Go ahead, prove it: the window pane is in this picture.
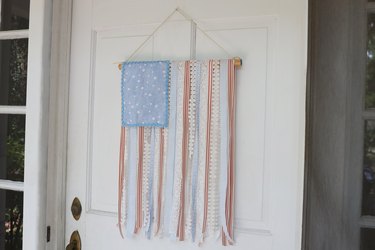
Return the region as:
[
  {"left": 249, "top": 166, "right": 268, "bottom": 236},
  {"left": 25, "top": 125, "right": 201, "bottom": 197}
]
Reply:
[
  {"left": 363, "top": 120, "right": 375, "bottom": 215},
  {"left": 366, "top": 13, "right": 375, "bottom": 108},
  {"left": 0, "top": 190, "right": 23, "bottom": 250},
  {"left": 0, "top": 39, "right": 28, "bottom": 106},
  {"left": 361, "top": 228, "right": 375, "bottom": 250},
  {"left": 0, "top": 115, "right": 25, "bottom": 181},
  {"left": 0, "top": 0, "right": 29, "bottom": 31}
]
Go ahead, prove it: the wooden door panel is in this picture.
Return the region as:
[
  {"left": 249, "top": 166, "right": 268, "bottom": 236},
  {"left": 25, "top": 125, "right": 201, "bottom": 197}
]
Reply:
[
  {"left": 85, "top": 16, "right": 275, "bottom": 243},
  {"left": 66, "top": 0, "right": 307, "bottom": 249}
]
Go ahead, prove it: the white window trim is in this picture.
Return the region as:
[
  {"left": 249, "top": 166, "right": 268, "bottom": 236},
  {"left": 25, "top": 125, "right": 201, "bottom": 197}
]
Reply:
[
  {"left": 21, "top": 0, "right": 73, "bottom": 248},
  {"left": 0, "top": 180, "right": 24, "bottom": 191},
  {"left": 22, "top": 0, "right": 53, "bottom": 249},
  {"left": 0, "top": 29, "right": 29, "bottom": 39},
  {"left": 0, "top": 0, "right": 57, "bottom": 249},
  {"left": 0, "top": 106, "right": 26, "bottom": 114}
]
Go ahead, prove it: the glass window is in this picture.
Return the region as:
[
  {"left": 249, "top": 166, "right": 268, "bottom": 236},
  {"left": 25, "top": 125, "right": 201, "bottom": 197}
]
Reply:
[
  {"left": 0, "top": 39, "right": 28, "bottom": 106},
  {"left": 362, "top": 120, "right": 375, "bottom": 215},
  {"left": 0, "top": 115, "right": 25, "bottom": 182},
  {"left": 361, "top": 228, "right": 375, "bottom": 250},
  {"left": 0, "top": 1, "right": 29, "bottom": 249},
  {"left": 366, "top": 13, "right": 375, "bottom": 109},
  {"left": 0, "top": 190, "right": 23, "bottom": 250},
  {"left": 0, "top": 0, "right": 29, "bottom": 31}
]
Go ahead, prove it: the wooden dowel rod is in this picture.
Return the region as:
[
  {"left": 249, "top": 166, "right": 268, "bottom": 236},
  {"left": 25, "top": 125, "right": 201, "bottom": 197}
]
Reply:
[{"left": 117, "top": 57, "right": 242, "bottom": 70}]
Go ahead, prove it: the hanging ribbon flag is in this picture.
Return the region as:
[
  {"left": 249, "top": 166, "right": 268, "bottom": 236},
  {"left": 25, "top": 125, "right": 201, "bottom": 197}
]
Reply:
[{"left": 118, "top": 59, "right": 237, "bottom": 246}]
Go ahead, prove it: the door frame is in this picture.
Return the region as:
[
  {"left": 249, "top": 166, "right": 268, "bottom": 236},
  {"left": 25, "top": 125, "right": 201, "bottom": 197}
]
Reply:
[{"left": 44, "top": 0, "right": 73, "bottom": 249}]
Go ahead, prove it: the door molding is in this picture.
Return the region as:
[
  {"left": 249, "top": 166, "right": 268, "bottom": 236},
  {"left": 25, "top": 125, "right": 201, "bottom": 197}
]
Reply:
[
  {"left": 84, "top": 15, "right": 277, "bottom": 237},
  {"left": 45, "top": 0, "right": 73, "bottom": 249}
]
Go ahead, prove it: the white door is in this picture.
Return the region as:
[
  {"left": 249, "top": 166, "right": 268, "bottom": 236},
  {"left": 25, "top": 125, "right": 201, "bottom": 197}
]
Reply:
[{"left": 65, "top": 0, "right": 307, "bottom": 249}]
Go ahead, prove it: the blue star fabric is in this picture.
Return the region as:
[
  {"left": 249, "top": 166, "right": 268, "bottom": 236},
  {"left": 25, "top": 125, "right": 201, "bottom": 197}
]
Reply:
[{"left": 121, "top": 61, "right": 170, "bottom": 127}]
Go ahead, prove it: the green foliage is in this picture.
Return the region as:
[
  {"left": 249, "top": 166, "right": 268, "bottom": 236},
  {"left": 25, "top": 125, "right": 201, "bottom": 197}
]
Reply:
[
  {"left": 4, "top": 192, "right": 23, "bottom": 249},
  {"left": 8, "top": 38, "right": 27, "bottom": 106},
  {"left": 6, "top": 115, "right": 25, "bottom": 181}
]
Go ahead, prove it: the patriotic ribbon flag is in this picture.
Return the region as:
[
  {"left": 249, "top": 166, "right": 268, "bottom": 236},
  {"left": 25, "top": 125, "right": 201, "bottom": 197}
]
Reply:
[{"left": 118, "top": 59, "right": 237, "bottom": 246}]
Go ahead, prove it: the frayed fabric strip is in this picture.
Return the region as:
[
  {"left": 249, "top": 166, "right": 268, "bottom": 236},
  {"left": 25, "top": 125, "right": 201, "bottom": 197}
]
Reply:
[
  {"left": 219, "top": 60, "right": 233, "bottom": 244},
  {"left": 126, "top": 127, "right": 138, "bottom": 237},
  {"left": 118, "top": 127, "right": 126, "bottom": 238},
  {"left": 163, "top": 62, "right": 178, "bottom": 237},
  {"left": 145, "top": 128, "right": 156, "bottom": 238}
]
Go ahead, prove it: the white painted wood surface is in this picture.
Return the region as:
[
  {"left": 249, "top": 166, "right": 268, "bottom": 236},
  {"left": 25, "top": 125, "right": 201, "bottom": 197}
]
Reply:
[
  {"left": 0, "top": 29, "right": 29, "bottom": 40},
  {"left": 65, "top": 0, "right": 307, "bottom": 249},
  {"left": 0, "top": 106, "right": 26, "bottom": 114},
  {"left": 45, "top": 0, "right": 73, "bottom": 249},
  {"left": 23, "top": 0, "right": 52, "bottom": 249},
  {"left": 0, "top": 180, "right": 24, "bottom": 192}
]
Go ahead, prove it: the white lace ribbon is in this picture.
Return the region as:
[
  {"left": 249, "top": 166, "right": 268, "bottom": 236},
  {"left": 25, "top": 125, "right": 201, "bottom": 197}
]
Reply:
[
  {"left": 196, "top": 60, "right": 209, "bottom": 243},
  {"left": 142, "top": 128, "right": 152, "bottom": 230},
  {"left": 207, "top": 60, "right": 221, "bottom": 234},
  {"left": 189, "top": 61, "right": 201, "bottom": 242},
  {"left": 145, "top": 128, "right": 156, "bottom": 238},
  {"left": 163, "top": 61, "right": 178, "bottom": 237},
  {"left": 152, "top": 128, "right": 161, "bottom": 233},
  {"left": 169, "top": 61, "right": 185, "bottom": 239}
]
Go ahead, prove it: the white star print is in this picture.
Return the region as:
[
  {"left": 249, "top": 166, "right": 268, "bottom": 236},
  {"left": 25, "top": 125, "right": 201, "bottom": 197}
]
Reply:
[{"left": 122, "top": 61, "right": 169, "bottom": 126}]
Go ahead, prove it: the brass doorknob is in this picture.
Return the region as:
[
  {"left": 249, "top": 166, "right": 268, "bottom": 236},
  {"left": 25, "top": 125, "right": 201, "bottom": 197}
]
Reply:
[
  {"left": 66, "top": 240, "right": 78, "bottom": 250},
  {"left": 66, "top": 231, "right": 81, "bottom": 250},
  {"left": 71, "top": 197, "right": 82, "bottom": 221}
]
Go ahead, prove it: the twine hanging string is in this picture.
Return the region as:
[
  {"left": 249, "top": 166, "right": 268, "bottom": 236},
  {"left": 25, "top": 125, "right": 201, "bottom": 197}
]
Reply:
[
  {"left": 116, "top": 7, "right": 241, "bottom": 244},
  {"left": 114, "top": 7, "right": 235, "bottom": 66}
]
